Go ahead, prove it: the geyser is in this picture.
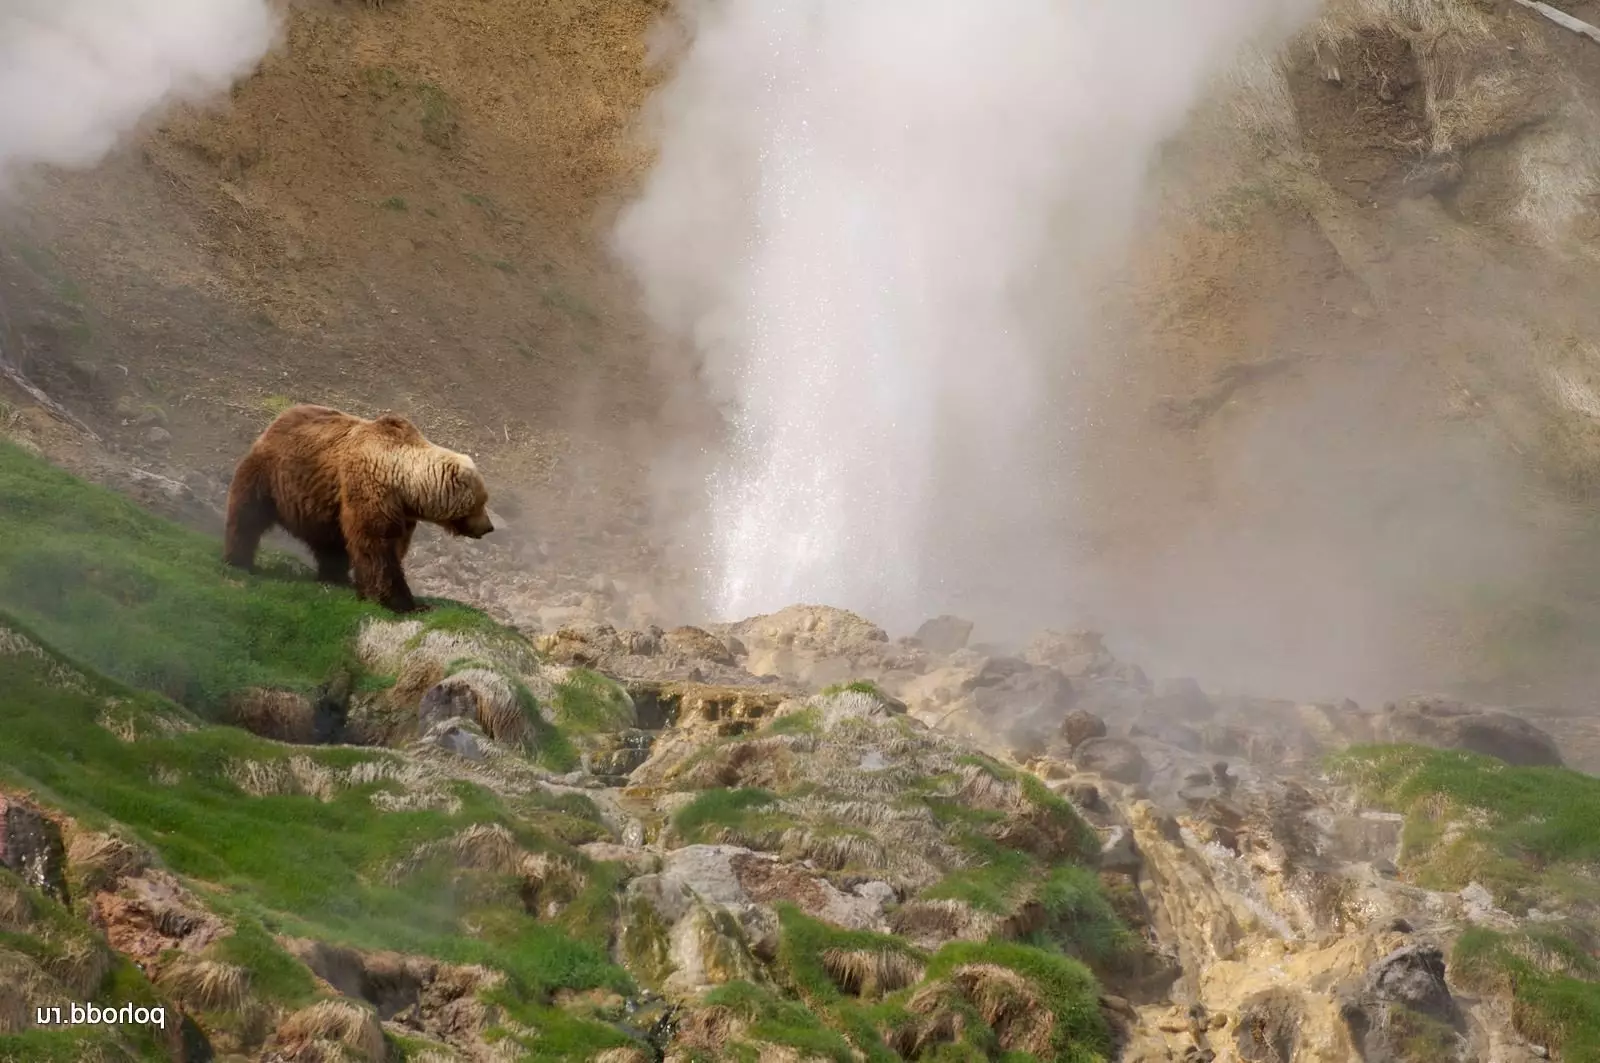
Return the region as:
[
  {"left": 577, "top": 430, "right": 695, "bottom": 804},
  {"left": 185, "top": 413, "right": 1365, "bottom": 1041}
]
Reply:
[{"left": 617, "top": 0, "right": 1319, "bottom": 632}]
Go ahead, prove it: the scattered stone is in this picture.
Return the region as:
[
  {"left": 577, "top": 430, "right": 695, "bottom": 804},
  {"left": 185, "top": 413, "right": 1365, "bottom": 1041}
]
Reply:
[
  {"left": 0, "top": 794, "right": 68, "bottom": 904},
  {"left": 1073, "top": 737, "right": 1148, "bottom": 785},
  {"left": 1153, "top": 677, "right": 1215, "bottom": 719},
  {"left": 1060, "top": 709, "right": 1109, "bottom": 750},
  {"left": 1235, "top": 988, "right": 1303, "bottom": 1063},
  {"left": 425, "top": 717, "right": 489, "bottom": 762},
  {"left": 913, "top": 615, "right": 974, "bottom": 655}
]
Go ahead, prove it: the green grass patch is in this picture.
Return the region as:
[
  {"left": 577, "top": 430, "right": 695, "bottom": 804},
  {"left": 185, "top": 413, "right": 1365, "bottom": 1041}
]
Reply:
[
  {"left": 0, "top": 440, "right": 489, "bottom": 718},
  {"left": 1453, "top": 926, "right": 1600, "bottom": 1060},
  {"left": 671, "top": 788, "right": 784, "bottom": 843},
  {"left": 0, "top": 629, "right": 630, "bottom": 1010},
  {"left": 1328, "top": 744, "right": 1600, "bottom": 910},
  {"left": 550, "top": 669, "right": 635, "bottom": 734}
]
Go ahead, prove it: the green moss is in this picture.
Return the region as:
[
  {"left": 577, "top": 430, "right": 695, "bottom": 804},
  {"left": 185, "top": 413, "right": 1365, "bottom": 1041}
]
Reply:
[
  {"left": 762, "top": 707, "right": 823, "bottom": 737},
  {"left": 775, "top": 906, "right": 927, "bottom": 1004},
  {"left": 671, "top": 788, "right": 781, "bottom": 842},
  {"left": 550, "top": 669, "right": 635, "bottom": 734},
  {"left": 1453, "top": 927, "right": 1600, "bottom": 1060},
  {"left": 0, "top": 626, "right": 630, "bottom": 1009},
  {"left": 821, "top": 680, "right": 887, "bottom": 699},
  {"left": 704, "top": 981, "right": 858, "bottom": 1063},
  {"left": 1328, "top": 745, "right": 1600, "bottom": 909}
]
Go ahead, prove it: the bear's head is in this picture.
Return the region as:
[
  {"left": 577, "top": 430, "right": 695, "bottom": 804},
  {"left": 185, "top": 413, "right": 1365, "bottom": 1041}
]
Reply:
[{"left": 432, "top": 451, "right": 495, "bottom": 539}]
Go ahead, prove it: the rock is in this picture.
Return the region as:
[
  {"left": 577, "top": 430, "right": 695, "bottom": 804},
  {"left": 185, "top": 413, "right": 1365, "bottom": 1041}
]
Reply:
[
  {"left": 913, "top": 615, "right": 974, "bottom": 655},
  {"left": 1379, "top": 696, "right": 1562, "bottom": 767},
  {"left": 1060, "top": 709, "right": 1108, "bottom": 750},
  {"left": 1073, "top": 737, "right": 1148, "bottom": 785},
  {"left": 1235, "top": 988, "right": 1304, "bottom": 1063},
  {"left": 1023, "top": 629, "right": 1116, "bottom": 678},
  {"left": 663, "top": 626, "right": 736, "bottom": 666},
  {"left": 417, "top": 670, "right": 528, "bottom": 746},
  {"left": 1099, "top": 825, "right": 1142, "bottom": 874},
  {"left": 142, "top": 426, "right": 172, "bottom": 450},
  {"left": 425, "top": 717, "right": 489, "bottom": 762},
  {"left": 1341, "top": 944, "right": 1466, "bottom": 1062},
  {"left": 584, "top": 730, "right": 658, "bottom": 778},
  {"left": 1152, "top": 677, "right": 1215, "bottom": 720},
  {"left": 0, "top": 794, "right": 68, "bottom": 904},
  {"left": 1366, "top": 945, "right": 1457, "bottom": 1022}
]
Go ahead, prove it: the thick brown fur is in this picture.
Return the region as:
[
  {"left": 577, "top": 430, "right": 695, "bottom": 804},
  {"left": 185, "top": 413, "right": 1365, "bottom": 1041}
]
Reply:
[{"left": 223, "top": 404, "right": 493, "bottom": 613}]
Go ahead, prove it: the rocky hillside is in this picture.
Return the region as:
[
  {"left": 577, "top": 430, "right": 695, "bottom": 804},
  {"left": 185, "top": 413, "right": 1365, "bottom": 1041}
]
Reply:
[{"left": 3, "top": 439, "right": 1600, "bottom": 1062}]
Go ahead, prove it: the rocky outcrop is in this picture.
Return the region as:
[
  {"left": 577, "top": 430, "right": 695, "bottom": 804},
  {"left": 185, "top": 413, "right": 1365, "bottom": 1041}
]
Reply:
[
  {"left": 1375, "top": 696, "right": 1563, "bottom": 767},
  {"left": 0, "top": 793, "right": 69, "bottom": 905}
]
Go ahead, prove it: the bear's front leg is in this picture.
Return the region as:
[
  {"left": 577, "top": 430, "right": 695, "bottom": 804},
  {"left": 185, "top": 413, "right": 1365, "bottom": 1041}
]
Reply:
[{"left": 351, "top": 538, "right": 428, "bottom": 614}]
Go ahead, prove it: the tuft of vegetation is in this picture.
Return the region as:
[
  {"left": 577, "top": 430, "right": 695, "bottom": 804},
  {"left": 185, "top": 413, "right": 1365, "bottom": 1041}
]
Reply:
[
  {"left": 1453, "top": 926, "right": 1600, "bottom": 1060},
  {"left": 550, "top": 669, "right": 636, "bottom": 734},
  {"left": 1328, "top": 744, "right": 1600, "bottom": 910},
  {"left": 671, "top": 788, "right": 784, "bottom": 843}
]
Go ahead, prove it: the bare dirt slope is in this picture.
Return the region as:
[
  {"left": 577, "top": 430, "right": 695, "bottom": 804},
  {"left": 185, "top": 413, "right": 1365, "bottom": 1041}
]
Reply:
[{"left": 0, "top": 0, "right": 674, "bottom": 600}]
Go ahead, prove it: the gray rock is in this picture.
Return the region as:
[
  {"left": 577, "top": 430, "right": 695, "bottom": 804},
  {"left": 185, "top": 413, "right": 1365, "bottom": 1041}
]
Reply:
[
  {"left": 1380, "top": 696, "right": 1562, "bottom": 767},
  {"left": 0, "top": 795, "right": 69, "bottom": 905},
  {"left": 1236, "top": 988, "right": 1303, "bottom": 1063},
  {"left": 913, "top": 615, "right": 974, "bottom": 656},
  {"left": 1060, "top": 709, "right": 1109, "bottom": 751},
  {"left": 1153, "top": 677, "right": 1215, "bottom": 720},
  {"left": 1100, "top": 825, "right": 1142, "bottom": 874},
  {"left": 1073, "top": 737, "right": 1148, "bottom": 785}
]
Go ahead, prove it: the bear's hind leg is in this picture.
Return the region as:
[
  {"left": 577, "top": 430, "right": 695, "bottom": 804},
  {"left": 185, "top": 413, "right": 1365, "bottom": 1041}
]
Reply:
[{"left": 223, "top": 458, "right": 277, "bottom": 572}]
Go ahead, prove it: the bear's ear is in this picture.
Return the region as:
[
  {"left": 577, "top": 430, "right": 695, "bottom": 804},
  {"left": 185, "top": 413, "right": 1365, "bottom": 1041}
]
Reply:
[{"left": 373, "top": 413, "right": 424, "bottom": 441}]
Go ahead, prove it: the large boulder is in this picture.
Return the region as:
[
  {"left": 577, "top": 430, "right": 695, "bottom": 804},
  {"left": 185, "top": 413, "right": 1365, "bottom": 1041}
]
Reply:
[
  {"left": 0, "top": 794, "right": 68, "bottom": 905},
  {"left": 1378, "top": 696, "right": 1562, "bottom": 767},
  {"left": 1073, "top": 737, "right": 1148, "bottom": 785}
]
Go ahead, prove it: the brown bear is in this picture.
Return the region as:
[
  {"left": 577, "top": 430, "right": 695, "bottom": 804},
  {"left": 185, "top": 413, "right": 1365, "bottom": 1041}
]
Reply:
[{"left": 222, "top": 403, "right": 494, "bottom": 613}]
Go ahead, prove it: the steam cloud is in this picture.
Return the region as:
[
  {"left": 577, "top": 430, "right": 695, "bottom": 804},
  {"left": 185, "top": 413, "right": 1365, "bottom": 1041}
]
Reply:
[
  {"left": 617, "top": 0, "right": 1320, "bottom": 634},
  {"left": 0, "top": 0, "right": 280, "bottom": 189}
]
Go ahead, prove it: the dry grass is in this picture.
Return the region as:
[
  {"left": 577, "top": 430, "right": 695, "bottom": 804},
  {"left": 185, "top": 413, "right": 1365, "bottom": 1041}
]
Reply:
[
  {"left": 66, "top": 830, "right": 151, "bottom": 895},
  {"left": 226, "top": 688, "right": 316, "bottom": 744},
  {"left": 905, "top": 963, "right": 1054, "bottom": 1057},
  {"left": 159, "top": 955, "right": 251, "bottom": 1012},
  {"left": 0, "top": 880, "right": 33, "bottom": 931},
  {"left": 955, "top": 763, "right": 1024, "bottom": 811},
  {"left": 592, "top": 1049, "right": 653, "bottom": 1063},
  {"left": 274, "top": 998, "right": 387, "bottom": 1062},
  {"left": 44, "top": 932, "right": 114, "bottom": 999},
  {"left": 820, "top": 947, "right": 924, "bottom": 999},
  {"left": 225, "top": 756, "right": 340, "bottom": 802}
]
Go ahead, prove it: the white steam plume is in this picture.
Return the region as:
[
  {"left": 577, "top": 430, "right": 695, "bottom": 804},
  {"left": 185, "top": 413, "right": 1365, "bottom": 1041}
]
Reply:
[
  {"left": 618, "top": 0, "right": 1319, "bottom": 632},
  {"left": 0, "top": 0, "right": 280, "bottom": 188}
]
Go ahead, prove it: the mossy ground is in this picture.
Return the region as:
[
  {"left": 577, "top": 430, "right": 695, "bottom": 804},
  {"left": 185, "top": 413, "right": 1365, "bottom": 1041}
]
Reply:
[
  {"left": 0, "top": 443, "right": 643, "bottom": 1060},
  {"left": 0, "top": 440, "right": 500, "bottom": 718},
  {"left": 1331, "top": 744, "right": 1600, "bottom": 1060}
]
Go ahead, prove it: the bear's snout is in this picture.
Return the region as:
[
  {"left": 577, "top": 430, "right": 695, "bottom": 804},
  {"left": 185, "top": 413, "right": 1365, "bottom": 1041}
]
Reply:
[{"left": 454, "top": 512, "right": 495, "bottom": 538}]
